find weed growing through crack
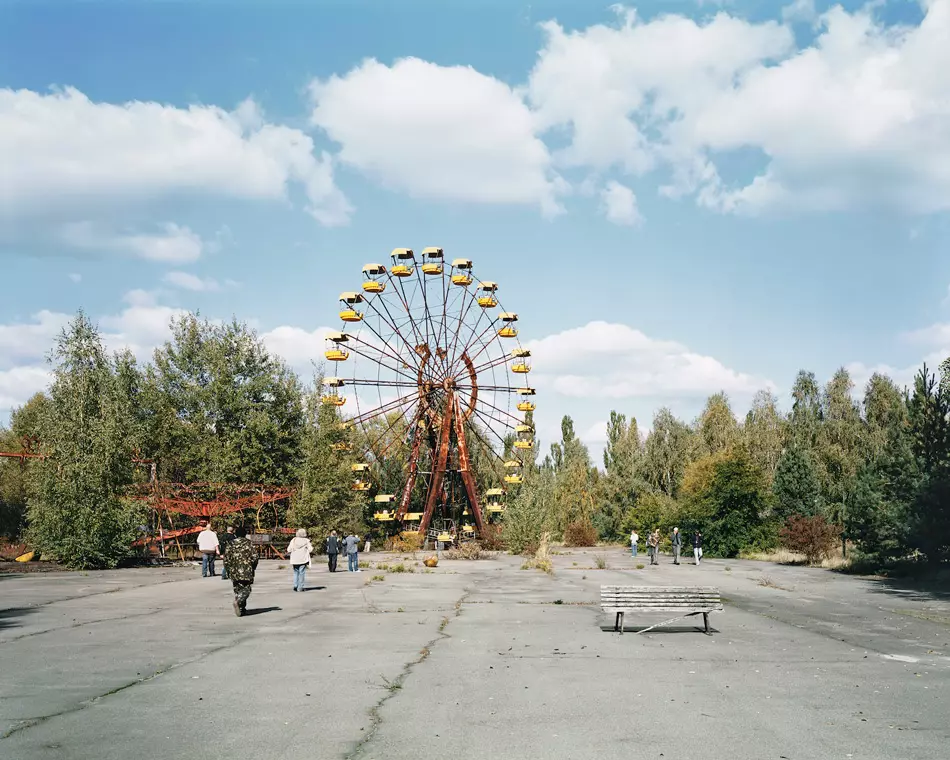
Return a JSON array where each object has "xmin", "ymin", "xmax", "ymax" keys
[
  {"xmin": 635, "ymin": 563, "xmax": 645, "ymax": 570},
  {"xmin": 594, "ymin": 554, "xmax": 608, "ymax": 570},
  {"xmin": 372, "ymin": 574, "xmax": 385, "ymax": 582},
  {"xmin": 725, "ymin": 566, "xmax": 731, "ymax": 572}
]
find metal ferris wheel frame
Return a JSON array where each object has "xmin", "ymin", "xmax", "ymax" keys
[{"xmin": 324, "ymin": 248, "xmax": 535, "ymax": 539}]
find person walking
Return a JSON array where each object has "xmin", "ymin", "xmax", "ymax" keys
[
  {"xmin": 223, "ymin": 526, "xmax": 258, "ymax": 617},
  {"xmin": 647, "ymin": 530, "xmax": 658, "ymax": 565},
  {"xmin": 693, "ymin": 531, "xmax": 703, "ymax": 565},
  {"xmin": 219, "ymin": 525, "xmax": 236, "ymax": 580},
  {"xmin": 364, "ymin": 531, "xmax": 372, "ymax": 554},
  {"xmin": 287, "ymin": 528, "xmax": 314, "ymax": 592},
  {"xmin": 671, "ymin": 527, "xmax": 682, "ymax": 565},
  {"xmin": 344, "ymin": 531, "xmax": 361, "ymax": 572},
  {"xmin": 326, "ymin": 530, "xmax": 341, "ymax": 573},
  {"xmin": 197, "ymin": 521, "xmax": 220, "ymax": 577},
  {"xmin": 630, "ymin": 529, "xmax": 639, "ymax": 558}
]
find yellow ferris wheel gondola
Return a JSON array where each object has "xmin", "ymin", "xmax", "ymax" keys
[
  {"xmin": 390, "ymin": 248, "xmax": 415, "ymax": 277},
  {"xmin": 362, "ymin": 263, "xmax": 387, "ymax": 293},
  {"xmin": 321, "ymin": 377, "xmax": 346, "ymax": 406},
  {"xmin": 339, "ymin": 292, "xmax": 364, "ymax": 322},
  {"xmin": 477, "ymin": 281, "xmax": 498, "ymax": 308},
  {"xmin": 374, "ymin": 494, "xmax": 396, "ymax": 521},
  {"xmin": 324, "ymin": 332, "xmax": 350, "ymax": 362},
  {"xmin": 503, "ymin": 459, "xmax": 523, "ymax": 485},
  {"xmin": 510, "ymin": 348, "xmax": 531, "ymax": 374},
  {"xmin": 421, "ymin": 247, "xmax": 444, "ymax": 275},
  {"xmin": 352, "ymin": 462, "xmax": 371, "ymax": 491},
  {"xmin": 514, "ymin": 422, "xmax": 534, "ymax": 450},
  {"xmin": 451, "ymin": 258, "xmax": 473, "ymax": 286},
  {"xmin": 498, "ymin": 312, "xmax": 518, "ymax": 338}
]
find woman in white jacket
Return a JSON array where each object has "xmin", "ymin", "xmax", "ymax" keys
[{"xmin": 287, "ymin": 529, "xmax": 314, "ymax": 592}]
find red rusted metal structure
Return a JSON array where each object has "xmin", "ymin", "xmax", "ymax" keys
[{"xmin": 326, "ymin": 249, "xmax": 535, "ymax": 543}]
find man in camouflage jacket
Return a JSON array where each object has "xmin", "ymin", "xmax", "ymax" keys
[{"xmin": 223, "ymin": 526, "xmax": 258, "ymax": 617}]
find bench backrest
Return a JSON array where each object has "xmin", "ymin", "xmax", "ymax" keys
[{"xmin": 601, "ymin": 585, "xmax": 722, "ymax": 609}]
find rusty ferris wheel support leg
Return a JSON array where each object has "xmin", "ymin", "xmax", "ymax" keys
[
  {"xmin": 454, "ymin": 397, "xmax": 485, "ymax": 535},
  {"xmin": 418, "ymin": 391, "xmax": 455, "ymax": 536}
]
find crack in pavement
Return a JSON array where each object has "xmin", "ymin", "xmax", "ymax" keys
[
  {"xmin": 344, "ymin": 590, "xmax": 470, "ymax": 760},
  {"xmin": 0, "ymin": 608, "xmax": 165, "ymax": 646}
]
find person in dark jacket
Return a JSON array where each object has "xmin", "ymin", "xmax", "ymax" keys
[
  {"xmin": 326, "ymin": 530, "xmax": 341, "ymax": 573},
  {"xmin": 693, "ymin": 531, "xmax": 703, "ymax": 565},
  {"xmin": 223, "ymin": 526, "xmax": 258, "ymax": 617},
  {"xmin": 671, "ymin": 527, "xmax": 682, "ymax": 565},
  {"xmin": 219, "ymin": 525, "xmax": 236, "ymax": 580}
]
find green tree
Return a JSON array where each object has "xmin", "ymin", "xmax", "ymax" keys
[
  {"xmin": 290, "ymin": 380, "xmax": 362, "ymax": 534},
  {"xmin": 598, "ymin": 411, "xmax": 647, "ymax": 540},
  {"xmin": 743, "ymin": 389, "xmax": 786, "ymax": 485},
  {"xmin": 549, "ymin": 416, "xmax": 594, "ymax": 536},
  {"xmin": 789, "ymin": 370, "xmax": 823, "ymax": 450},
  {"xmin": 702, "ymin": 448, "xmax": 770, "ymax": 557},
  {"xmin": 143, "ymin": 315, "xmax": 304, "ymax": 484},
  {"xmin": 26, "ymin": 314, "xmax": 146, "ymax": 569},
  {"xmin": 0, "ymin": 393, "xmax": 51, "ymax": 538},
  {"xmin": 503, "ymin": 462, "xmax": 555, "ymax": 554},
  {"xmin": 772, "ymin": 445, "xmax": 821, "ymax": 521},
  {"xmin": 642, "ymin": 407, "xmax": 693, "ymax": 497},
  {"xmin": 697, "ymin": 392, "xmax": 739, "ymax": 455},
  {"xmin": 906, "ymin": 365, "xmax": 950, "ymax": 561}
]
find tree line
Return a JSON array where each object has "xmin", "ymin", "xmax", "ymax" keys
[
  {"xmin": 505, "ymin": 364, "xmax": 950, "ymax": 568},
  {"xmin": 2, "ymin": 312, "xmax": 948, "ymax": 569}
]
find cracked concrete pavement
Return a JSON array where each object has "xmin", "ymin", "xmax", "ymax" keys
[{"xmin": 1, "ymin": 549, "xmax": 948, "ymax": 759}]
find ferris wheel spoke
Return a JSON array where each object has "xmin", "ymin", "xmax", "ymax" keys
[
  {"xmin": 390, "ymin": 273, "xmax": 429, "ymax": 355},
  {"xmin": 456, "ymin": 384, "xmax": 519, "ymax": 393},
  {"xmin": 462, "ymin": 415, "xmax": 510, "ymax": 465},
  {"xmin": 470, "ymin": 351, "xmax": 512, "ymax": 376},
  {"xmin": 345, "ymin": 337, "xmax": 419, "ymax": 382},
  {"xmin": 345, "ymin": 378, "xmax": 421, "ymax": 389},
  {"xmin": 469, "ymin": 393, "xmax": 524, "ymax": 425},
  {"xmin": 345, "ymin": 391, "xmax": 418, "ymax": 427},
  {"xmin": 360, "ymin": 296, "xmax": 423, "ymax": 371},
  {"xmin": 362, "ymin": 402, "xmax": 416, "ymax": 460},
  {"xmin": 447, "ymin": 284, "xmax": 489, "ymax": 371}
]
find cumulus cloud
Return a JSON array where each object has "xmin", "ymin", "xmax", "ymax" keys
[
  {"xmin": 260, "ymin": 325, "xmax": 335, "ymax": 375},
  {"xmin": 528, "ymin": 2, "xmax": 950, "ymax": 215},
  {"xmin": 0, "ymin": 86, "xmax": 352, "ymax": 245},
  {"xmin": 0, "ymin": 366, "xmax": 51, "ymax": 413},
  {"xmin": 526, "ymin": 321, "xmax": 771, "ymax": 400},
  {"xmin": 781, "ymin": 0, "xmax": 818, "ymax": 24},
  {"xmin": 163, "ymin": 271, "xmax": 222, "ymax": 292},
  {"xmin": 62, "ymin": 222, "xmax": 205, "ymax": 263},
  {"xmin": 601, "ymin": 181, "xmax": 642, "ymax": 225},
  {"xmin": 310, "ymin": 57, "xmax": 566, "ymax": 216}
]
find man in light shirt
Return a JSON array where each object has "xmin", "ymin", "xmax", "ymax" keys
[{"xmin": 197, "ymin": 522, "xmax": 220, "ymax": 577}]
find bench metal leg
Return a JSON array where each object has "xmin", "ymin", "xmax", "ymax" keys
[
  {"xmin": 703, "ymin": 612, "xmax": 709, "ymax": 634},
  {"xmin": 615, "ymin": 611, "xmax": 624, "ymax": 634}
]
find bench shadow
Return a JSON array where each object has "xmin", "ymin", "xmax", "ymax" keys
[
  {"xmin": 244, "ymin": 606, "xmax": 282, "ymax": 616},
  {"xmin": 302, "ymin": 586, "xmax": 327, "ymax": 592},
  {"xmin": 599, "ymin": 624, "xmax": 717, "ymax": 634}
]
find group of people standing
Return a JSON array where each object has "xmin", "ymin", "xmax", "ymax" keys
[
  {"xmin": 629, "ymin": 527, "xmax": 703, "ymax": 566},
  {"xmin": 195, "ymin": 523, "xmax": 366, "ymax": 617}
]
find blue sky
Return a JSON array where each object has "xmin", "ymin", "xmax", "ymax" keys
[{"xmin": 1, "ymin": 0, "xmax": 949, "ymax": 452}]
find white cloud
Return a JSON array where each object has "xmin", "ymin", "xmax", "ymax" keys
[
  {"xmin": 68, "ymin": 273, "xmax": 82, "ymax": 283},
  {"xmin": 526, "ymin": 320, "xmax": 771, "ymax": 400},
  {"xmin": 310, "ymin": 57, "xmax": 565, "ymax": 216},
  {"xmin": 528, "ymin": 2, "xmax": 950, "ymax": 215},
  {"xmin": 0, "ymin": 366, "xmax": 51, "ymax": 413},
  {"xmin": 62, "ymin": 222, "xmax": 205, "ymax": 263},
  {"xmin": 0, "ymin": 309, "xmax": 69, "ymax": 361},
  {"xmin": 163, "ymin": 271, "xmax": 221, "ymax": 292},
  {"xmin": 0, "ymin": 86, "xmax": 352, "ymax": 229},
  {"xmin": 903, "ymin": 322, "xmax": 950, "ymax": 349},
  {"xmin": 600, "ymin": 181, "xmax": 642, "ymax": 225},
  {"xmin": 261, "ymin": 325, "xmax": 336, "ymax": 376},
  {"xmin": 781, "ymin": 0, "xmax": 817, "ymax": 25}
]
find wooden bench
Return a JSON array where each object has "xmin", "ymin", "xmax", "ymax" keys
[{"xmin": 601, "ymin": 586, "xmax": 723, "ymax": 634}]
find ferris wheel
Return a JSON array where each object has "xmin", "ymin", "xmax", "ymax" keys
[{"xmin": 321, "ymin": 247, "xmax": 536, "ymax": 541}]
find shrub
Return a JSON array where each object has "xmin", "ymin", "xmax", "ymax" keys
[
  {"xmin": 594, "ymin": 553, "xmax": 608, "ymax": 569},
  {"xmin": 386, "ymin": 531, "xmax": 423, "ymax": 553},
  {"xmin": 479, "ymin": 524, "xmax": 506, "ymax": 551},
  {"xmin": 563, "ymin": 520, "xmax": 597, "ymax": 547},
  {"xmin": 780, "ymin": 514, "xmax": 841, "ymax": 565},
  {"xmin": 443, "ymin": 542, "xmax": 484, "ymax": 560}
]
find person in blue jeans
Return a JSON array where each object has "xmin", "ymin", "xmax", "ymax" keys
[
  {"xmin": 344, "ymin": 532, "xmax": 361, "ymax": 572},
  {"xmin": 287, "ymin": 528, "xmax": 314, "ymax": 591},
  {"xmin": 630, "ymin": 529, "xmax": 639, "ymax": 557}
]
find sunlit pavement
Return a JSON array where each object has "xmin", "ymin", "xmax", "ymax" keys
[{"xmin": 2, "ymin": 549, "xmax": 948, "ymax": 759}]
